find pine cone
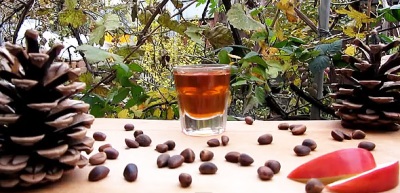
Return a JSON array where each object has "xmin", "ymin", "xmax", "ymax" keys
[
  {"xmin": 331, "ymin": 33, "xmax": 400, "ymax": 131},
  {"xmin": 0, "ymin": 30, "xmax": 94, "ymax": 188}
]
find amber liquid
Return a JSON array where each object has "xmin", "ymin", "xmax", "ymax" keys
[{"xmin": 174, "ymin": 70, "xmax": 230, "ymax": 119}]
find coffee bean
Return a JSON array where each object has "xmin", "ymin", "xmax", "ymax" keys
[
  {"xmin": 302, "ymin": 139, "xmax": 317, "ymax": 151},
  {"xmin": 225, "ymin": 151, "xmax": 240, "ymax": 163},
  {"xmin": 89, "ymin": 152, "xmax": 107, "ymax": 165},
  {"xmin": 124, "ymin": 123, "xmax": 135, "ymax": 131},
  {"xmin": 134, "ymin": 130, "xmax": 144, "ymax": 138},
  {"xmin": 123, "ymin": 163, "xmax": 138, "ymax": 182},
  {"xmin": 168, "ymin": 155, "xmax": 184, "ymax": 169},
  {"xmin": 238, "ymin": 153, "xmax": 254, "ymax": 166},
  {"xmin": 305, "ymin": 178, "xmax": 324, "ymax": 193},
  {"xmin": 291, "ymin": 125, "xmax": 307, "ymax": 135},
  {"xmin": 331, "ymin": 129, "xmax": 344, "ymax": 141},
  {"xmin": 200, "ymin": 150, "xmax": 214, "ymax": 161},
  {"xmin": 163, "ymin": 140, "xmax": 176, "ymax": 150},
  {"xmin": 257, "ymin": 166, "xmax": 274, "ymax": 180},
  {"xmin": 352, "ymin": 130, "xmax": 366, "ymax": 139},
  {"xmin": 289, "ymin": 124, "xmax": 302, "ymax": 131},
  {"xmin": 264, "ymin": 160, "xmax": 281, "ymax": 174},
  {"xmin": 180, "ymin": 148, "xmax": 195, "ymax": 163},
  {"xmin": 358, "ymin": 141, "xmax": 375, "ymax": 151},
  {"xmin": 278, "ymin": 123, "xmax": 290, "ymax": 130},
  {"xmin": 221, "ymin": 135, "xmax": 229, "ymax": 146},
  {"xmin": 245, "ymin": 116, "xmax": 254, "ymax": 125},
  {"xmin": 155, "ymin": 144, "xmax": 169, "ymax": 153},
  {"xmin": 98, "ymin": 144, "xmax": 112, "ymax": 152},
  {"xmin": 103, "ymin": 147, "xmax": 119, "ymax": 159},
  {"xmin": 343, "ymin": 132, "xmax": 352, "ymax": 140},
  {"xmin": 199, "ymin": 162, "xmax": 218, "ymax": 174},
  {"xmin": 93, "ymin": 132, "xmax": 107, "ymax": 141},
  {"xmin": 157, "ymin": 153, "xmax": 170, "ymax": 168},
  {"xmin": 125, "ymin": 138, "xmax": 139, "ymax": 148},
  {"xmin": 178, "ymin": 173, "xmax": 192, "ymax": 188},
  {"xmin": 88, "ymin": 166, "xmax": 110, "ymax": 182},
  {"xmin": 258, "ymin": 134, "xmax": 273, "ymax": 145},
  {"xmin": 135, "ymin": 134, "xmax": 152, "ymax": 147},
  {"xmin": 294, "ymin": 145, "xmax": 311, "ymax": 156},
  {"xmin": 207, "ymin": 138, "xmax": 220, "ymax": 147}
]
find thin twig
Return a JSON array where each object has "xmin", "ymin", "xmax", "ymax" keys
[
  {"xmin": 12, "ymin": 0, "xmax": 34, "ymax": 44},
  {"xmin": 201, "ymin": 0, "xmax": 211, "ymax": 24},
  {"xmin": 0, "ymin": 5, "xmax": 25, "ymax": 28}
]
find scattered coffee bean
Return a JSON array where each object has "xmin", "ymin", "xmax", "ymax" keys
[
  {"xmin": 93, "ymin": 132, "xmax": 107, "ymax": 141},
  {"xmin": 225, "ymin": 151, "xmax": 241, "ymax": 163},
  {"xmin": 264, "ymin": 160, "xmax": 281, "ymax": 174},
  {"xmin": 134, "ymin": 130, "xmax": 144, "ymax": 138},
  {"xmin": 207, "ymin": 138, "xmax": 220, "ymax": 147},
  {"xmin": 168, "ymin": 155, "xmax": 184, "ymax": 169},
  {"xmin": 157, "ymin": 153, "xmax": 170, "ymax": 168},
  {"xmin": 155, "ymin": 144, "xmax": 169, "ymax": 153},
  {"xmin": 98, "ymin": 144, "xmax": 112, "ymax": 152},
  {"xmin": 125, "ymin": 138, "xmax": 140, "ymax": 148},
  {"xmin": 291, "ymin": 125, "xmax": 307, "ymax": 135},
  {"xmin": 257, "ymin": 166, "xmax": 274, "ymax": 180},
  {"xmin": 278, "ymin": 123, "xmax": 290, "ymax": 130},
  {"xmin": 104, "ymin": 147, "xmax": 119, "ymax": 159},
  {"xmin": 343, "ymin": 132, "xmax": 352, "ymax": 140},
  {"xmin": 88, "ymin": 166, "xmax": 110, "ymax": 182},
  {"xmin": 358, "ymin": 141, "xmax": 375, "ymax": 151},
  {"xmin": 178, "ymin": 173, "xmax": 192, "ymax": 188},
  {"xmin": 331, "ymin": 129, "xmax": 344, "ymax": 141},
  {"xmin": 221, "ymin": 135, "xmax": 229, "ymax": 146},
  {"xmin": 123, "ymin": 163, "xmax": 138, "ymax": 182},
  {"xmin": 199, "ymin": 162, "xmax": 218, "ymax": 174},
  {"xmin": 352, "ymin": 130, "xmax": 366, "ymax": 139},
  {"xmin": 124, "ymin": 123, "xmax": 135, "ymax": 131},
  {"xmin": 89, "ymin": 152, "xmax": 107, "ymax": 165},
  {"xmin": 289, "ymin": 124, "xmax": 302, "ymax": 131},
  {"xmin": 258, "ymin": 134, "xmax": 273, "ymax": 145},
  {"xmin": 305, "ymin": 178, "xmax": 324, "ymax": 193},
  {"xmin": 163, "ymin": 140, "xmax": 176, "ymax": 150},
  {"xmin": 302, "ymin": 139, "xmax": 317, "ymax": 151},
  {"xmin": 180, "ymin": 148, "xmax": 195, "ymax": 163},
  {"xmin": 200, "ymin": 150, "xmax": 214, "ymax": 161},
  {"xmin": 245, "ymin": 116, "xmax": 254, "ymax": 125},
  {"xmin": 294, "ymin": 145, "xmax": 311, "ymax": 156},
  {"xmin": 238, "ymin": 153, "xmax": 254, "ymax": 166},
  {"xmin": 135, "ymin": 134, "xmax": 152, "ymax": 147}
]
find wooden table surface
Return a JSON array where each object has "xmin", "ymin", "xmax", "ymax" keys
[{"xmin": 7, "ymin": 118, "xmax": 400, "ymax": 193}]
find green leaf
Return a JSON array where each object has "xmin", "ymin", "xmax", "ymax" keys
[
  {"xmin": 128, "ymin": 63, "xmax": 143, "ymax": 72},
  {"xmin": 218, "ymin": 50, "xmax": 230, "ymax": 64},
  {"xmin": 265, "ymin": 60, "xmax": 285, "ymax": 78},
  {"xmin": 112, "ymin": 87, "xmax": 130, "ymax": 104},
  {"xmin": 76, "ymin": 45, "xmax": 123, "ymax": 63},
  {"xmin": 379, "ymin": 34, "xmax": 393, "ymax": 43},
  {"xmin": 104, "ymin": 14, "xmax": 121, "ymax": 31},
  {"xmin": 59, "ymin": 9, "xmax": 87, "ymax": 28},
  {"xmin": 252, "ymin": 66, "xmax": 267, "ymax": 80},
  {"xmin": 289, "ymin": 36, "xmax": 305, "ymax": 44},
  {"xmin": 185, "ymin": 26, "xmax": 204, "ymax": 45},
  {"xmin": 243, "ymin": 95, "xmax": 258, "ymax": 114},
  {"xmin": 138, "ymin": 10, "xmax": 152, "ymax": 24},
  {"xmin": 255, "ymin": 86, "xmax": 266, "ymax": 104},
  {"xmin": 241, "ymin": 51, "xmax": 268, "ymax": 68},
  {"xmin": 204, "ymin": 24, "xmax": 234, "ymax": 48},
  {"xmin": 391, "ymin": 5, "xmax": 400, "ymax": 21},
  {"xmin": 309, "ymin": 55, "xmax": 330, "ymax": 74},
  {"xmin": 232, "ymin": 80, "xmax": 247, "ymax": 87},
  {"xmin": 251, "ymin": 31, "xmax": 268, "ymax": 41},
  {"xmin": 89, "ymin": 25, "xmax": 106, "ymax": 45},
  {"xmin": 315, "ymin": 40, "xmax": 343, "ymax": 55},
  {"xmin": 65, "ymin": 0, "xmax": 77, "ymax": 10},
  {"xmin": 227, "ymin": 4, "xmax": 264, "ymax": 31},
  {"xmin": 171, "ymin": 0, "xmax": 183, "ymax": 8}
]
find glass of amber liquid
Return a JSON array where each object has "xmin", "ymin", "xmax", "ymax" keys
[{"xmin": 173, "ymin": 64, "xmax": 231, "ymax": 136}]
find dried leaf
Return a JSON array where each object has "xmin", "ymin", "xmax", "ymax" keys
[{"xmin": 227, "ymin": 4, "xmax": 264, "ymax": 31}]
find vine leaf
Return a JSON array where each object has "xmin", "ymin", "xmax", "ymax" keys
[
  {"xmin": 336, "ymin": 7, "xmax": 375, "ymax": 28},
  {"xmin": 277, "ymin": 0, "xmax": 298, "ymax": 22},
  {"xmin": 255, "ymin": 86, "xmax": 266, "ymax": 104},
  {"xmin": 118, "ymin": 109, "xmax": 130, "ymax": 118},
  {"xmin": 59, "ymin": 9, "xmax": 87, "ymax": 28},
  {"xmin": 185, "ymin": 26, "xmax": 204, "ymax": 45},
  {"xmin": 158, "ymin": 13, "xmax": 192, "ymax": 35},
  {"xmin": 138, "ymin": 10, "xmax": 152, "ymax": 24},
  {"xmin": 227, "ymin": 4, "xmax": 264, "ymax": 31},
  {"xmin": 89, "ymin": 26, "xmax": 106, "ymax": 45},
  {"xmin": 76, "ymin": 45, "xmax": 123, "ymax": 63},
  {"xmin": 104, "ymin": 14, "xmax": 121, "ymax": 31},
  {"xmin": 204, "ymin": 24, "xmax": 234, "ymax": 48}
]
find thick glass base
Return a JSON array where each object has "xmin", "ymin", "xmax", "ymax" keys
[{"xmin": 180, "ymin": 113, "xmax": 226, "ymax": 136}]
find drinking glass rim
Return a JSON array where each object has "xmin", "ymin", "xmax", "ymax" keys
[{"xmin": 173, "ymin": 64, "xmax": 230, "ymax": 72}]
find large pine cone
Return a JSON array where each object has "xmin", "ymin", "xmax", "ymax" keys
[
  {"xmin": 0, "ymin": 30, "xmax": 94, "ymax": 188},
  {"xmin": 331, "ymin": 33, "xmax": 400, "ymax": 131}
]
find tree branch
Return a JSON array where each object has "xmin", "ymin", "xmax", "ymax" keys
[
  {"xmin": 201, "ymin": 0, "xmax": 211, "ymax": 24},
  {"xmin": 294, "ymin": 7, "xmax": 318, "ymax": 34},
  {"xmin": 12, "ymin": 0, "xmax": 34, "ymax": 44},
  {"xmin": 222, "ymin": 0, "xmax": 243, "ymax": 54},
  {"xmin": 69, "ymin": 25, "xmax": 94, "ymax": 74},
  {"xmin": 0, "ymin": 4, "xmax": 25, "ymax": 28}
]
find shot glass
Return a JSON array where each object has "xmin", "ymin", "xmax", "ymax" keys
[{"xmin": 173, "ymin": 64, "xmax": 231, "ymax": 136}]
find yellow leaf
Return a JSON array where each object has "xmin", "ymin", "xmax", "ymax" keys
[
  {"xmin": 153, "ymin": 108, "xmax": 161, "ymax": 117},
  {"xmin": 336, "ymin": 7, "xmax": 375, "ymax": 28},
  {"xmin": 277, "ymin": 0, "xmax": 298, "ymax": 22},
  {"xmin": 344, "ymin": 45, "xmax": 356, "ymax": 56},
  {"xmin": 343, "ymin": 26, "xmax": 366, "ymax": 39},
  {"xmin": 293, "ymin": 78, "xmax": 301, "ymax": 87},
  {"xmin": 166, "ymin": 106, "xmax": 174, "ymax": 120},
  {"xmin": 93, "ymin": 86, "xmax": 109, "ymax": 97},
  {"xmin": 117, "ymin": 109, "xmax": 130, "ymax": 118}
]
